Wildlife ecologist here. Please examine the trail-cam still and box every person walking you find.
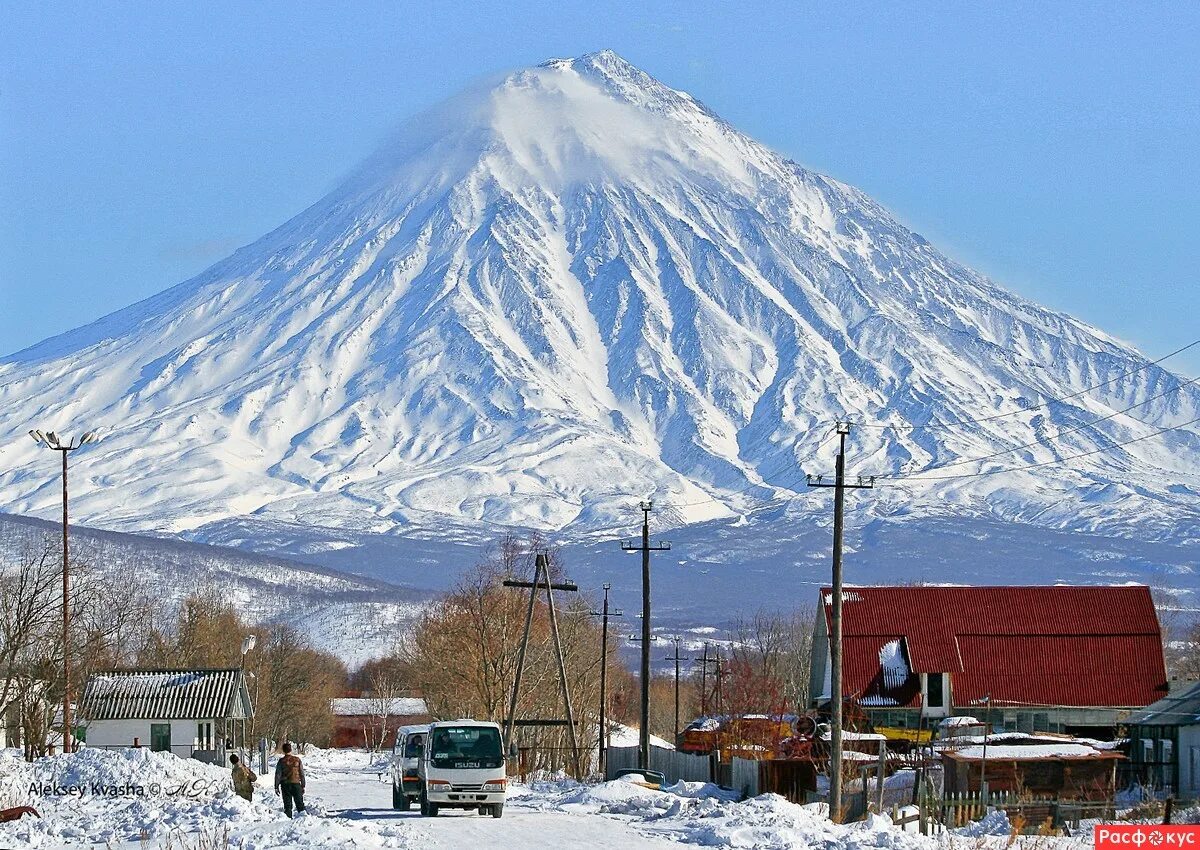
[229,753,256,802]
[274,742,306,818]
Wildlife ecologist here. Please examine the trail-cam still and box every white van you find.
[419,719,508,818]
[388,724,430,811]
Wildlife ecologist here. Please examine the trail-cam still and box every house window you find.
[926,673,945,708]
[197,722,213,750]
[1142,739,1154,764]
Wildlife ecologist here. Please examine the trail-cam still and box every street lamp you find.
[29,429,99,754]
[239,634,257,758]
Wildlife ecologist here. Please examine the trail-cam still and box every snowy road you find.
[303,755,685,849]
[1,746,1081,849]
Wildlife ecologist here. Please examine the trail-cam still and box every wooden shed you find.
[941,743,1121,800]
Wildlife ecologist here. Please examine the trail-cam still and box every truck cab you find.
[388,724,430,811]
[418,719,508,818]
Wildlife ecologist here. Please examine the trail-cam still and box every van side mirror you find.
[508,742,518,759]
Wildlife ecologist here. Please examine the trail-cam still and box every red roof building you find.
[809,585,1167,737]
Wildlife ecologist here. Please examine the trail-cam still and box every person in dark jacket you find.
[274,742,306,817]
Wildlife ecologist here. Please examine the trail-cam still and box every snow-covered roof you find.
[818,730,887,742]
[939,716,982,728]
[330,697,428,717]
[943,743,1119,761]
[608,722,674,750]
[81,669,251,721]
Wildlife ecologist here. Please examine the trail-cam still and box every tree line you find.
[2,529,818,769]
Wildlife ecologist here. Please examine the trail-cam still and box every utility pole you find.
[502,552,584,778]
[807,421,874,822]
[29,429,98,755]
[621,500,670,772]
[663,636,691,745]
[699,648,727,717]
[588,583,623,775]
[698,643,710,716]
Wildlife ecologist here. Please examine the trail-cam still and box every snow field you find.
[0,747,1095,849]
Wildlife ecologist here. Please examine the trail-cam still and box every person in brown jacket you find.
[229,754,256,802]
[274,742,306,817]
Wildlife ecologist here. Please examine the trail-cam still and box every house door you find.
[150,723,171,753]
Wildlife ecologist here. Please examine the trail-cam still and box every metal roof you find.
[80,669,252,721]
[1127,680,1200,726]
[820,585,1167,709]
[330,697,428,717]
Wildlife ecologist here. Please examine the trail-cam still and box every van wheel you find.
[398,791,411,812]
[490,803,504,818]
[420,791,439,817]
[392,782,403,810]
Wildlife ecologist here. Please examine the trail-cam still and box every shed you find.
[1126,679,1200,797]
[329,697,430,749]
[80,668,252,763]
[941,742,1122,800]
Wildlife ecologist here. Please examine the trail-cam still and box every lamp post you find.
[240,634,257,755]
[28,429,99,755]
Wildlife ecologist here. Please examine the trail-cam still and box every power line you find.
[877,412,1200,483]
[856,336,1200,431]
[879,372,1200,480]
[658,425,838,508]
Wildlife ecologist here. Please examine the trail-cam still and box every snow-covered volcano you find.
[3,51,1199,545]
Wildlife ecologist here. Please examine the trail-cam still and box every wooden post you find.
[1164,796,1174,825]
[875,739,887,813]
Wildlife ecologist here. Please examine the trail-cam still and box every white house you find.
[79,668,253,763]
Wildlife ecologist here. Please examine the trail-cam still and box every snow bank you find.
[0,747,266,848]
[957,808,1013,836]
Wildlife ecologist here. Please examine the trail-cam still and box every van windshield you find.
[429,726,503,769]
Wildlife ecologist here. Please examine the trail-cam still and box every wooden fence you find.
[729,757,817,804]
[927,790,1116,833]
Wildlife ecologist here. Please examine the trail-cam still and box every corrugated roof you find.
[81,669,252,721]
[1128,680,1200,726]
[820,585,1167,709]
[330,697,428,717]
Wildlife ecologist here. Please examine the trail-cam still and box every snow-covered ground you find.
[0,746,1096,849]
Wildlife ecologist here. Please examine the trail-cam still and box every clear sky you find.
[2,2,1197,372]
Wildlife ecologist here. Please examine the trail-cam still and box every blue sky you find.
[2,2,1197,372]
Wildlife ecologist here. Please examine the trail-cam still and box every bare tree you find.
[403,534,606,776]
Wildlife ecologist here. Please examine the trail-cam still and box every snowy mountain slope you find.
[1,49,1199,548]
[0,514,425,665]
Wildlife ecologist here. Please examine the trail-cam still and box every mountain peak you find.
[2,53,1197,547]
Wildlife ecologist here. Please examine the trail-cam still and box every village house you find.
[808,585,1167,739]
[79,668,253,763]
[1126,679,1200,798]
[329,696,430,749]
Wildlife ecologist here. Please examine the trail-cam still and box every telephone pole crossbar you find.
[807,421,875,823]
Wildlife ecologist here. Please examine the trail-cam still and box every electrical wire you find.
[656,425,838,508]
[877,372,1200,480]
[855,336,1200,431]
[875,412,1200,484]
